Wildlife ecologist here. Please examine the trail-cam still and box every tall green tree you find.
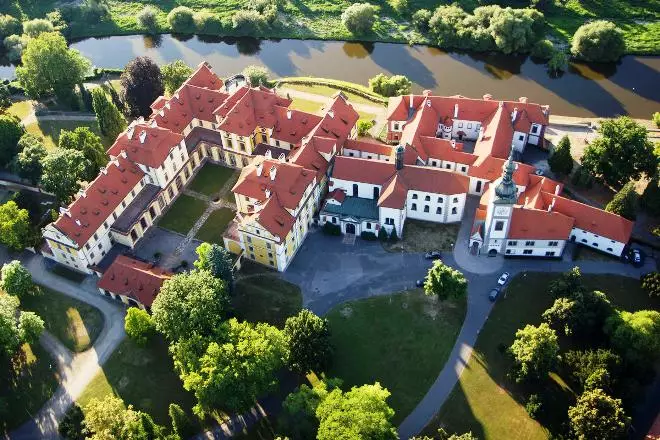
[488,7,542,54]
[509,323,559,381]
[174,318,287,414]
[120,56,164,118]
[581,117,656,186]
[549,266,584,299]
[0,83,11,113]
[605,181,638,220]
[91,88,126,140]
[543,289,612,338]
[194,242,235,290]
[168,403,195,440]
[424,260,467,300]
[563,349,621,392]
[58,127,108,181]
[0,293,44,357]
[571,20,625,62]
[14,134,47,184]
[604,310,660,366]
[16,32,91,101]
[0,260,36,298]
[0,113,25,167]
[568,388,630,440]
[151,269,229,341]
[316,383,398,440]
[284,309,333,374]
[548,135,573,176]
[84,395,167,440]
[242,65,269,87]
[41,149,86,203]
[281,379,342,439]
[368,73,412,97]
[341,3,376,35]
[124,307,155,346]
[0,201,33,251]
[58,404,90,440]
[162,60,193,95]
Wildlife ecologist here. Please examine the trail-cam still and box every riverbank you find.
[1,0,659,55]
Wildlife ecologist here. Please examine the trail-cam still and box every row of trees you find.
[507,267,660,439]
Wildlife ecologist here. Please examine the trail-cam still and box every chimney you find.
[483,94,493,101]
[451,140,456,149]
[453,103,458,119]
[256,162,263,176]
[139,130,147,144]
[327,110,334,118]
[127,126,135,139]
[423,89,431,96]
[518,97,528,103]
[265,150,272,159]
[511,107,518,122]
[270,166,277,181]
[395,145,404,171]
[265,188,271,198]
[555,184,560,195]
[75,219,81,226]
[286,110,292,120]
[278,153,286,162]
[409,94,414,109]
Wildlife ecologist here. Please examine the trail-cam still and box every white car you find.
[497,272,510,286]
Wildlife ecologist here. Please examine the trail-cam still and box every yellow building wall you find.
[242,233,279,270]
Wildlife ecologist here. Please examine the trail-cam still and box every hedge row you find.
[275,76,388,105]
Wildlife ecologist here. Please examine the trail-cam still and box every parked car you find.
[630,248,645,267]
[535,168,545,176]
[424,251,442,260]
[488,287,501,302]
[416,279,425,288]
[497,272,510,286]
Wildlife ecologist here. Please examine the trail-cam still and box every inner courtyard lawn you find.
[20,287,104,352]
[326,289,467,424]
[232,275,302,328]
[0,343,59,432]
[157,194,207,235]
[384,219,460,253]
[195,208,236,245]
[188,164,237,197]
[77,336,200,428]
[425,272,660,440]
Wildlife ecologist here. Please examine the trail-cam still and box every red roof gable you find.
[107,123,184,168]
[216,86,292,136]
[97,255,171,307]
[272,107,322,144]
[344,139,392,156]
[508,207,575,240]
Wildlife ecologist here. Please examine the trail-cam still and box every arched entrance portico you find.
[345,223,356,234]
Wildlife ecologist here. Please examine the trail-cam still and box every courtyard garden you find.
[232,275,303,328]
[195,208,235,245]
[326,289,467,424]
[20,287,104,352]
[425,272,660,439]
[157,194,207,235]
[383,220,460,253]
[188,163,237,198]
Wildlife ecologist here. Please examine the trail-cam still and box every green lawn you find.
[425,272,660,439]
[188,164,237,197]
[195,208,235,245]
[232,274,302,328]
[20,287,104,352]
[77,336,200,428]
[288,97,324,115]
[0,343,59,432]
[7,100,34,120]
[384,220,460,253]
[279,83,381,106]
[25,119,105,150]
[157,194,207,235]
[326,289,467,424]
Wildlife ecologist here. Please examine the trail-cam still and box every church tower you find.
[483,150,518,255]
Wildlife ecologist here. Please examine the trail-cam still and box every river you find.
[2,34,658,118]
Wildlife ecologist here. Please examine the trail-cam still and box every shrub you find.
[357,119,374,136]
[390,0,408,15]
[3,34,24,62]
[243,65,269,86]
[547,50,569,74]
[389,227,398,241]
[525,394,542,419]
[0,14,21,39]
[137,6,159,32]
[653,112,660,128]
[167,6,195,33]
[368,73,412,97]
[605,182,638,220]
[61,0,110,23]
[531,39,554,59]
[641,272,660,298]
[59,404,89,440]
[378,227,388,241]
[125,307,155,345]
[571,166,594,189]
[22,19,55,38]
[322,222,341,236]
[247,0,280,24]
[0,113,25,167]
[194,12,224,34]
[571,20,625,62]
[548,135,573,176]
[360,231,377,240]
[412,9,432,32]
[232,9,267,34]
[341,3,377,35]
[428,5,469,48]
[641,178,660,216]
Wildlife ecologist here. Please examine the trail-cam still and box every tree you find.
[563,349,621,392]
[175,318,287,414]
[547,50,568,74]
[378,226,388,241]
[91,88,126,140]
[549,266,584,299]
[193,242,234,289]
[22,19,55,38]
[137,6,159,32]
[509,323,559,381]
[59,127,108,181]
[0,260,36,298]
[605,182,638,220]
[411,429,477,440]
[654,112,660,128]
[120,56,165,118]
[169,403,195,440]
[568,388,630,440]
[167,6,195,32]
[0,293,44,357]
[16,32,91,101]
[548,135,573,176]
[531,39,554,59]
[390,0,408,15]
[151,269,229,341]
[543,289,612,338]
[84,395,166,440]
[14,135,47,184]
[0,14,21,40]
[316,383,398,440]
[357,119,374,136]
[41,149,86,203]
[162,60,193,95]
[389,226,398,241]
[0,83,11,113]
[341,3,377,35]
[604,310,660,366]
[281,379,342,439]
[0,113,25,167]
[232,10,268,34]
[4,34,25,62]
[641,272,660,298]
[243,65,269,86]
[571,20,625,62]
[424,260,467,300]
[368,73,412,97]
[641,178,660,216]
[488,7,540,54]
[59,404,89,440]
[0,201,33,251]
[412,9,432,32]
[284,309,332,374]
[124,307,155,346]
[194,11,224,34]
[429,5,470,49]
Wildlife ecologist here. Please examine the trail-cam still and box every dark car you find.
[416,279,425,287]
[425,251,442,260]
[631,248,645,267]
[488,287,501,302]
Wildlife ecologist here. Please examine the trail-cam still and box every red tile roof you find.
[97,255,172,307]
[152,84,229,133]
[344,139,392,156]
[272,107,322,144]
[327,189,346,203]
[332,156,395,185]
[468,156,536,186]
[417,136,477,165]
[54,156,144,247]
[185,61,224,90]
[508,207,575,240]
[244,194,297,238]
[378,174,408,209]
[107,123,184,168]
[215,86,292,136]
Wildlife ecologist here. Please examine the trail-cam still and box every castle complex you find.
[40,63,633,308]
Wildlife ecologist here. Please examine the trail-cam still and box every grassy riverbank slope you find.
[1,0,658,55]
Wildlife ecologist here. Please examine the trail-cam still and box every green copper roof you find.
[494,149,518,203]
[322,196,379,221]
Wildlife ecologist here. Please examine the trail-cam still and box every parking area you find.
[133,227,201,271]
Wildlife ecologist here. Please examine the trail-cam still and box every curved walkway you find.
[3,251,126,440]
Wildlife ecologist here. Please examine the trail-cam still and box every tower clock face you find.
[494,206,510,217]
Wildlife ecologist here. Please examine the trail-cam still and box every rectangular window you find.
[366,222,371,229]
[453,197,458,203]
[93,233,98,240]
[545,251,555,256]
[437,197,443,203]
[436,207,442,214]
[411,203,417,211]
[531,125,539,134]
[523,249,533,255]
[518,135,524,141]
[266,243,271,249]
[247,236,252,243]
[458,122,463,128]
[332,217,337,224]
[385,218,394,225]
[424,195,430,201]
[451,207,457,214]
[494,221,504,231]
[467,123,472,129]
[525,241,535,246]
[131,189,135,197]
[412,194,418,199]
[548,241,558,247]
[85,243,90,250]
[268,252,273,258]
[424,205,429,213]
[508,240,517,246]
